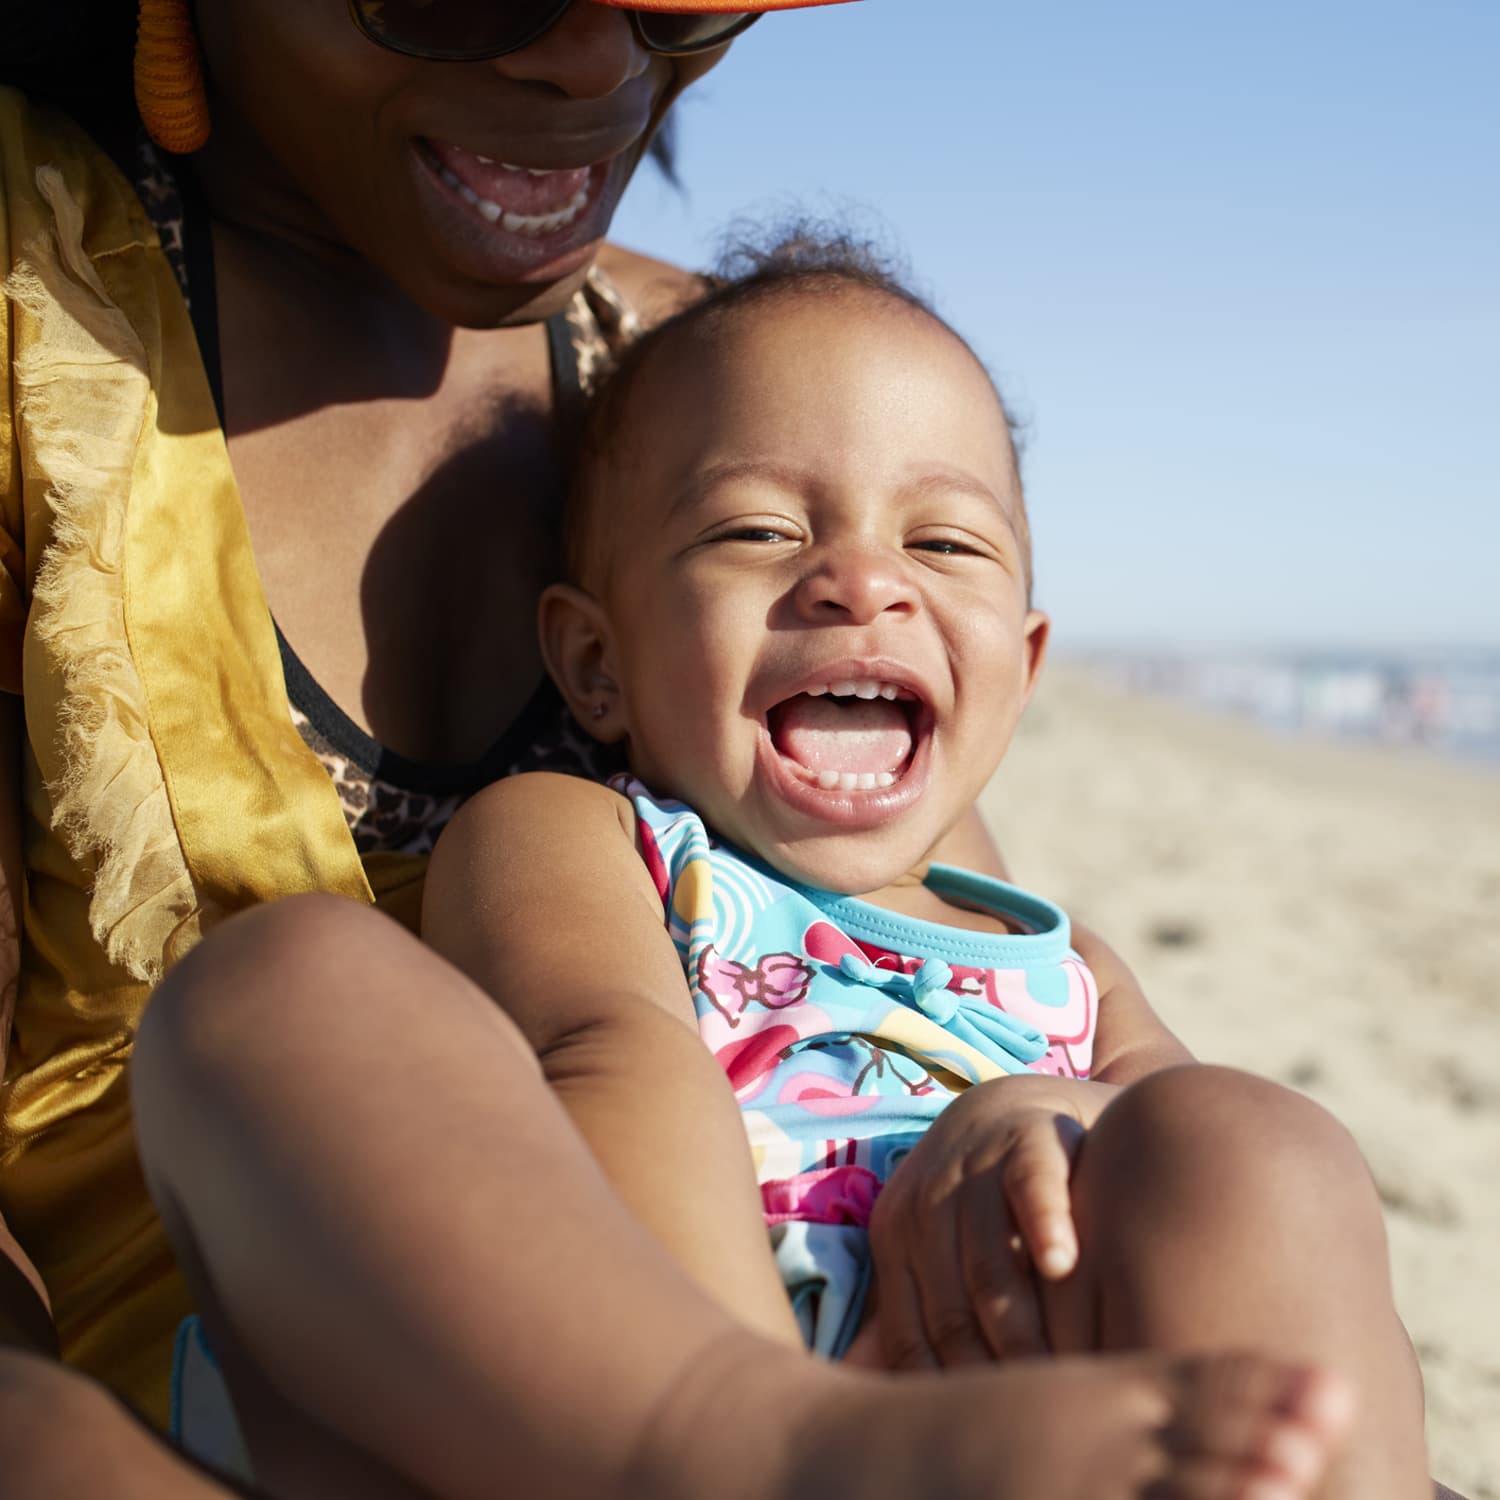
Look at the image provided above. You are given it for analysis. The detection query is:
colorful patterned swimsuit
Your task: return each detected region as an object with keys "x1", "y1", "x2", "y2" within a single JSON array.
[{"x1": 622, "y1": 778, "x2": 1099, "y2": 1356}]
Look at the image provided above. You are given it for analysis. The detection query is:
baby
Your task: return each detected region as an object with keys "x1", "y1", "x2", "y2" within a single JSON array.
[{"x1": 423, "y1": 235, "x2": 1429, "y2": 1499}]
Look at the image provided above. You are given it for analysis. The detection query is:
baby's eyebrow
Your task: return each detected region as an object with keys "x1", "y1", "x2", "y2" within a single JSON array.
[
  {"x1": 901, "y1": 464, "x2": 1009, "y2": 514},
  {"x1": 666, "y1": 459, "x2": 812, "y2": 520}
]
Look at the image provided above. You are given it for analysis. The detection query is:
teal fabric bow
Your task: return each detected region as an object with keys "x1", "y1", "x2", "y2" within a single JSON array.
[{"x1": 836, "y1": 952, "x2": 1050, "y2": 1074}]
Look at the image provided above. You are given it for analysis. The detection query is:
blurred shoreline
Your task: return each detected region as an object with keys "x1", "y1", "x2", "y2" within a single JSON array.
[
  {"x1": 980, "y1": 665, "x2": 1500, "y2": 1498},
  {"x1": 1066, "y1": 647, "x2": 1500, "y2": 767}
]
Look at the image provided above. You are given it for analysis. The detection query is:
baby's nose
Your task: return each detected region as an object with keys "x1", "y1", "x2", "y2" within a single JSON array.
[{"x1": 795, "y1": 548, "x2": 919, "y2": 625}]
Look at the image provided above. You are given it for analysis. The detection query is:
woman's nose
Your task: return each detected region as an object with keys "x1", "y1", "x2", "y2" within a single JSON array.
[
  {"x1": 794, "y1": 547, "x2": 920, "y2": 627},
  {"x1": 490, "y1": 2, "x2": 652, "y2": 99}
]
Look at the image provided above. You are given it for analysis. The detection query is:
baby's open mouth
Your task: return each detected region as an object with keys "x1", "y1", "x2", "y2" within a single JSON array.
[{"x1": 766, "y1": 680, "x2": 925, "y2": 793}]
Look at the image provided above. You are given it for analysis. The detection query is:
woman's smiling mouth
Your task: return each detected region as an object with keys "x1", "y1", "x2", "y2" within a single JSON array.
[
  {"x1": 410, "y1": 136, "x2": 622, "y2": 284},
  {"x1": 421, "y1": 140, "x2": 596, "y2": 236}
]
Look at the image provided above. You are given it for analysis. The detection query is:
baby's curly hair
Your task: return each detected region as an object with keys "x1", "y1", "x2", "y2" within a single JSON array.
[{"x1": 565, "y1": 223, "x2": 1029, "y2": 594}]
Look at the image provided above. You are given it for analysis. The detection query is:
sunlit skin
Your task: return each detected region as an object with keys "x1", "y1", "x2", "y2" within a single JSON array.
[
  {"x1": 415, "y1": 280, "x2": 1419, "y2": 1500},
  {"x1": 192, "y1": 0, "x2": 727, "y2": 325},
  {"x1": 187, "y1": 1, "x2": 735, "y2": 773},
  {"x1": 546, "y1": 288, "x2": 1049, "y2": 896},
  {"x1": 0, "y1": 8, "x2": 1432, "y2": 1495}
]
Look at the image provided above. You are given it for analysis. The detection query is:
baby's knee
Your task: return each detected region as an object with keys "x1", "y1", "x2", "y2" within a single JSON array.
[
  {"x1": 1090, "y1": 1065, "x2": 1376, "y2": 1220},
  {"x1": 141, "y1": 896, "x2": 397, "y2": 1056},
  {"x1": 134, "y1": 894, "x2": 414, "y2": 1127}
]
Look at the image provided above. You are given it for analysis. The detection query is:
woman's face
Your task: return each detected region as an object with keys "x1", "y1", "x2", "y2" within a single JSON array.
[{"x1": 194, "y1": 0, "x2": 728, "y2": 324}]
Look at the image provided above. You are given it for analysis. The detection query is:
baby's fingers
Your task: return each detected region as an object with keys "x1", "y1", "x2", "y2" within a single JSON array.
[
  {"x1": 957, "y1": 1170, "x2": 1048, "y2": 1359},
  {"x1": 1002, "y1": 1115, "x2": 1082, "y2": 1282}
]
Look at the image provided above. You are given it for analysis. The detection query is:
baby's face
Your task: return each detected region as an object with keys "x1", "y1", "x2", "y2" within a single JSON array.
[{"x1": 595, "y1": 292, "x2": 1047, "y2": 893}]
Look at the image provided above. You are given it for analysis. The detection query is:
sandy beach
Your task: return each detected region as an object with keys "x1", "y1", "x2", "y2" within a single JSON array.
[{"x1": 979, "y1": 665, "x2": 1500, "y2": 1498}]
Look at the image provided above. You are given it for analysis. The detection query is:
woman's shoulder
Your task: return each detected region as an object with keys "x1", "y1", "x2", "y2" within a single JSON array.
[{"x1": 594, "y1": 244, "x2": 707, "y2": 327}]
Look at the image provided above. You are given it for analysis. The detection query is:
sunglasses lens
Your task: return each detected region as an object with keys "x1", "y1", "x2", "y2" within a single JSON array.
[
  {"x1": 353, "y1": 0, "x2": 567, "y2": 60},
  {"x1": 352, "y1": 1, "x2": 758, "y2": 60},
  {"x1": 631, "y1": 11, "x2": 758, "y2": 53}
]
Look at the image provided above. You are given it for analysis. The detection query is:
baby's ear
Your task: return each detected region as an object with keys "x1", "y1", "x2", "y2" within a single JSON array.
[
  {"x1": 1020, "y1": 609, "x2": 1050, "y2": 706},
  {"x1": 537, "y1": 584, "x2": 627, "y2": 742}
]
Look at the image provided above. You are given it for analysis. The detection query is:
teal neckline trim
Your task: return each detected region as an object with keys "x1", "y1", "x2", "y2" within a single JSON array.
[{"x1": 767, "y1": 859, "x2": 1073, "y2": 970}]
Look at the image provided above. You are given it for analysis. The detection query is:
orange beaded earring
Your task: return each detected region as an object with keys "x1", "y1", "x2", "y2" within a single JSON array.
[{"x1": 134, "y1": 0, "x2": 211, "y2": 154}]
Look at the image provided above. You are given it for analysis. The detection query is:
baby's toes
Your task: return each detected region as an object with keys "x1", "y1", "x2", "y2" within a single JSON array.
[{"x1": 1160, "y1": 1353, "x2": 1354, "y2": 1496}]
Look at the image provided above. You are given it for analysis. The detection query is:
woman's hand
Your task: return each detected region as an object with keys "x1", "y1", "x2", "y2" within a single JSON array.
[{"x1": 868, "y1": 1073, "x2": 1118, "y2": 1369}]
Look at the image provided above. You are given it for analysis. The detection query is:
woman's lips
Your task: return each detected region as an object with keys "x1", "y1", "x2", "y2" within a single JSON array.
[
  {"x1": 410, "y1": 137, "x2": 622, "y2": 283},
  {"x1": 422, "y1": 140, "x2": 594, "y2": 235}
]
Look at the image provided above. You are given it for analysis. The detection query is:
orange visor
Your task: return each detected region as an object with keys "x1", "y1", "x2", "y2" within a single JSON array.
[{"x1": 597, "y1": 0, "x2": 857, "y2": 10}]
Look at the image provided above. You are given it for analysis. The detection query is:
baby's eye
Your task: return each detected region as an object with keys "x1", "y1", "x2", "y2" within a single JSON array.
[
  {"x1": 909, "y1": 537, "x2": 982, "y2": 557},
  {"x1": 716, "y1": 525, "x2": 794, "y2": 544}
]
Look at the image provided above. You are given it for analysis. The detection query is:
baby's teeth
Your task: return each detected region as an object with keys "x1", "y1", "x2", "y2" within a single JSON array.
[
  {"x1": 476, "y1": 154, "x2": 495, "y2": 165},
  {"x1": 805, "y1": 766, "x2": 896, "y2": 791},
  {"x1": 828, "y1": 680, "x2": 857, "y2": 697},
  {"x1": 476, "y1": 199, "x2": 501, "y2": 224},
  {"x1": 852, "y1": 682, "x2": 880, "y2": 700},
  {"x1": 878, "y1": 684, "x2": 899, "y2": 700},
  {"x1": 805, "y1": 684, "x2": 828, "y2": 696}
]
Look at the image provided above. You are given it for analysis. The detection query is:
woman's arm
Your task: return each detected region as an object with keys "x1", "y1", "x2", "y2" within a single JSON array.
[{"x1": 422, "y1": 772, "x2": 800, "y2": 1346}]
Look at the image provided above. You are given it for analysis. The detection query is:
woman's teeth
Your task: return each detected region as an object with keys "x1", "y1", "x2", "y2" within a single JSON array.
[{"x1": 434, "y1": 161, "x2": 590, "y2": 235}]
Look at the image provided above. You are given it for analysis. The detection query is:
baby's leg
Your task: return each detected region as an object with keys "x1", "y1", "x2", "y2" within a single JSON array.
[
  {"x1": 1040, "y1": 1065, "x2": 1429, "y2": 1500},
  {"x1": 131, "y1": 897, "x2": 1349, "y2": 1500},
  {"x1": 132, "y1": 893, "x2": 791, "y2": 1499}
]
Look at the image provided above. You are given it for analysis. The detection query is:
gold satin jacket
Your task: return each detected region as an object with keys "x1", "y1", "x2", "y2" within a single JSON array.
[{"x1": 0, "y1": 89, "x2": 395, "y2": 1427}]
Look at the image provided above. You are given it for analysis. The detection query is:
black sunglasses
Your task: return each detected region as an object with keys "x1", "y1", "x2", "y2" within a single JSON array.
[{"x1": 347, "y1": 0, "x2": 760, "y2": 61}]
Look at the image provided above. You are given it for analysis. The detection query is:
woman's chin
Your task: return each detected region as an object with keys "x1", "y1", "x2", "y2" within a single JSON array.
[{"x1": 473, "y1": 264, "x2": 598, "y2": 327}]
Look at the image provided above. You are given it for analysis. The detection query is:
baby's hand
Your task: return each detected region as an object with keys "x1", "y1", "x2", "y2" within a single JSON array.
[{"x1": 867, "y1": 1075, "x2": 1089, "y2": 1369}]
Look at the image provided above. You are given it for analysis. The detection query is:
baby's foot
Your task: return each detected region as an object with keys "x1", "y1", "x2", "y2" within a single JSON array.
[
  {"x1": 809, "y1": 1350, "x2": 1354, "y2": 1500},
  {"x1": 639, "y1": 1338, "x2": 1352, "y2": 1500}
]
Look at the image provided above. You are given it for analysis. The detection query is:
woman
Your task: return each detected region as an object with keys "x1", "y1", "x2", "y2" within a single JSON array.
[
  {"x1": 0, "y1": 0, "x2": 832, "y2": 1483},
  {"x1": 0, "y1": 5, "x2": 1466, "y2": 1497}
]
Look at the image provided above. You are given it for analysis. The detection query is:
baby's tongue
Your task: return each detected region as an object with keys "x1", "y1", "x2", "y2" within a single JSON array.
[{"x1": 773, "y1": 696, "x2": 912, "y2": 775}]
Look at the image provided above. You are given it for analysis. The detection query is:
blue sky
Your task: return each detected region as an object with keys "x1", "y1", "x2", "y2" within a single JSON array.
[{"x1": 613, "y1": 0, "x2": 1499, "y2": 652}]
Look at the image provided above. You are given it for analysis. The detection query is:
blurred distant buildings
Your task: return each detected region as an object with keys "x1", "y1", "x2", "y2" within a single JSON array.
[{"x1": 1072, "y1": 649, "x2": 1500, "y2": 764}]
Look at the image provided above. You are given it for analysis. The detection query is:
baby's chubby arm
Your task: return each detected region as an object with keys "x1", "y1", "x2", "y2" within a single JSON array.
[{"x1": 423, "y1": 772, "x2": 801, "y2": 1347}]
